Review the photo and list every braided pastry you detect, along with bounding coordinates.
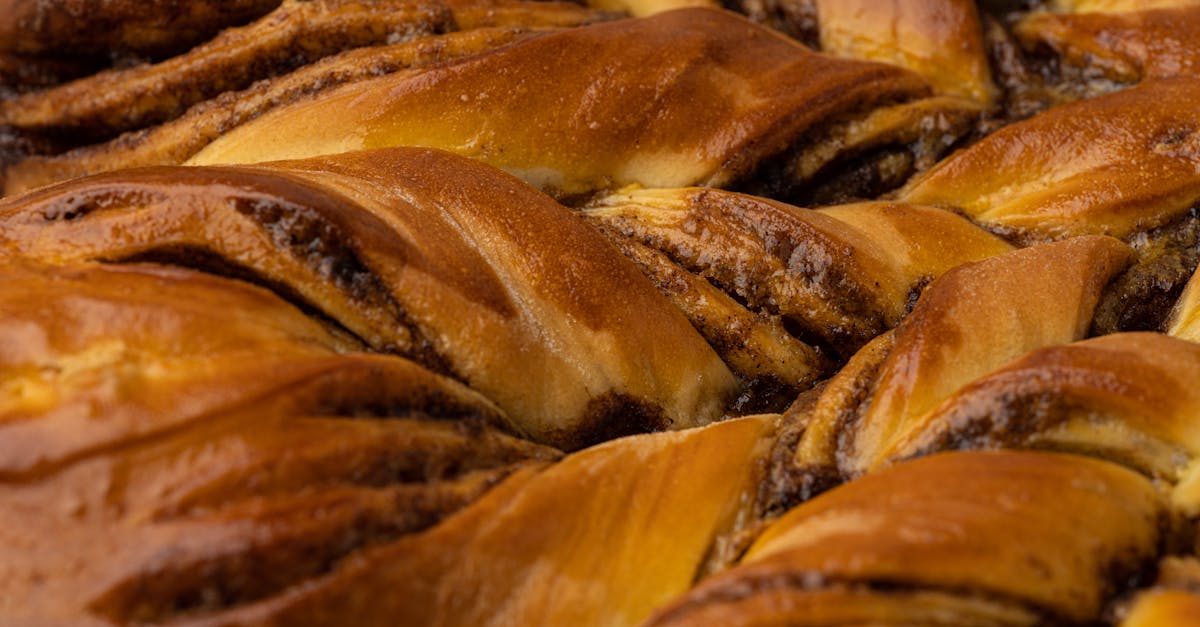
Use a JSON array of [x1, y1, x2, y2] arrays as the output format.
[[7, 3, 1200, 627]]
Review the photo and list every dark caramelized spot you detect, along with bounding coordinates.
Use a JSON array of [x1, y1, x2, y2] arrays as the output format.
[[565, 392, 672, 452], [755, 384, 841, 516], [736, 93, 974, 207], [904, 389, 1076, 459], [5, 0, 456, 147], [790, 148, 916, 207], [723, 0, 819, 49], [981, 14, 1055, 123], [1092, 209, 1200, 335], [86, 412, 560, 623], [728, 375, 800, 415], [227, 195, 395, 306], [17, 167, 458, 376], [35, 187, 164, 223], [90, 473, 511, 624]]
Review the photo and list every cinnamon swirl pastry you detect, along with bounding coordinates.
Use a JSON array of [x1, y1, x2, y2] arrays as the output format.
[[0, 147, 737, 450], [6, 3, 1200, 627], [0, 0, 281, 56]]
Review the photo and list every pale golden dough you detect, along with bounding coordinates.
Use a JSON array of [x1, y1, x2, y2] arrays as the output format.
[[899, 78, 1200, 242], [0, 0, 609, 147], [1015, 7, 1200, 83], [186, 416, 773, 627], [1122, 590, 1200, 627], [0, 0, 281, 55], [0, 148, 736, 450], [648, 451, 1165, 626], [1120, 558, 1200, 627], [186, 8, 931, 196], [880, 333, 1200, 481], [815, 0, 996, 103], [814, 201, 1017, 313], [795, 236, 1130, 476], [585, 190, 1012, 405], [0, 262, 563, 626], [1047, 0, 1200, 10], [586, 0, 715, 17], [2, 26, 546, 196], [1, 0, 456, 139], [1169, 268, 1200, 341]]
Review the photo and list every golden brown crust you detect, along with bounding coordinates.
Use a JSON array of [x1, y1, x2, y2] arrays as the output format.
[[2, 26, 545, 196], [1047, 0, 1200, 12], [0, 253, 564, 627], [881, 332, 1200, 480], [586, 0, 716, 16], [584, 190, 1012, 408], [649, 451, 1166, 626], [1168, 264, 1200, 340], [7, 6, 1200, 625], [0, 0, 281, 56], [1122, 590, 1200, 627], [816, 0, 997, 103], [0, 261, 518, 480], [0, 0, 457, 142], [795, 236, 1131, 477], [1121, 557, 1200, 626], [0, 262, 558, 625], [185, 416, 773, 627], [1015, 7, 1200, 83], [186, 8, 932, 197], [0, 147, 737, 450], [899, 78, 1200, 242]]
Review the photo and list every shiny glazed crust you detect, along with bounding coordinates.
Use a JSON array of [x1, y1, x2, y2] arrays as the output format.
[[7, 2, 1200, 627]]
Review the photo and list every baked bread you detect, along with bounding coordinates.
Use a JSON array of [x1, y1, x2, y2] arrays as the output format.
[[6, 2, 1200, 626]]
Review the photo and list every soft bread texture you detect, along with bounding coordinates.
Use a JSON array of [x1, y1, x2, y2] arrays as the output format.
[[1015, 7, 1200, 83], [0, 263, 562, 626], [0, 148, 737, 450], [649, 451, 1166, 626], [2, 26, 549, 195], [815, 0, 996, 103], [795, 236, 1131, 477], [584, 189, 1012, 409], [198, 416, 772, 627], [1169, 266, 1200, 341], [1123, 590, 1200, 627], [6, 5, 1200, 626], [1120, 557, 1200, 627], [185, 8, 933, 196], [899, 77, 1200, 242], [0, 0, 612, 142], [880, 333, 1200, 481], [0, 0, 281, 56], [2, 8, 981, 203], [1046, 0, 1200, 11], [0, 0, 615, 196]]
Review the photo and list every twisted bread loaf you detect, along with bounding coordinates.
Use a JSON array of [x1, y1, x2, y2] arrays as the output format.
[[6, 3, 1200, 627]]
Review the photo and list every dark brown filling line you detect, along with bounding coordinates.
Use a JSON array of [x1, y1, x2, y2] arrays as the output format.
[[1092, 208, 1200, 336], [656, 536, 1162, 627], [28, 182, 459, 379], [592, 207, 882, 362], [88, 467, 519, 623]]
